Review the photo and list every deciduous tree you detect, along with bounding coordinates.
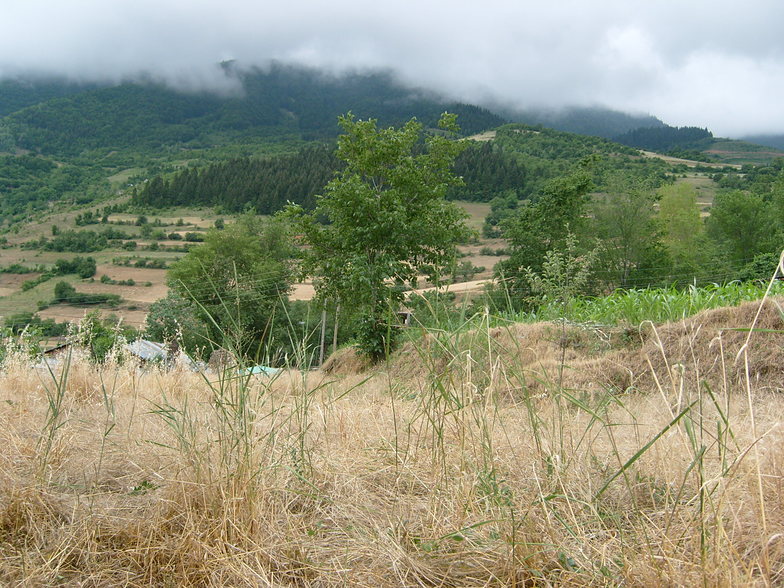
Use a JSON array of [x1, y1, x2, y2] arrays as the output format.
[[286, 112, 470, 360], [167, 214, 292, 357], [496, 166, 594, 304]]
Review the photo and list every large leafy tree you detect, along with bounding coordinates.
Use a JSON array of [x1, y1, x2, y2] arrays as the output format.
[[589, 173, 665, 289], [287, 112, 471, 360], [706, 190, 774, 268], [656, 182, 713, 283], [496, 166, 594, 305], [144, 291, 210, 358], [167, 215, 293, 358]]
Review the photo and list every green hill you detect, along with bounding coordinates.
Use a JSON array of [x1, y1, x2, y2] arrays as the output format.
[[0, 65, 508, 224], [505, 105, 665, 138], [131, 121, 669, 215], [1, 64, 507, 159], [1, 63, 781, 230]]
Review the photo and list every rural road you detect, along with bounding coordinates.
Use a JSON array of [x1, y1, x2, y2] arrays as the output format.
[[290, 278, 490, 301]]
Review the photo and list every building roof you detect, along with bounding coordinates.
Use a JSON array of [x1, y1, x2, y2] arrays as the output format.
[[125, 339, 167, 361]]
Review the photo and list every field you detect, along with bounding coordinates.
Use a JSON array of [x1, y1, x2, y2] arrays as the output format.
[[1, 296, 783, 585], [677, 173, 718, 216], [0, 204, 226, 329], [640, 150, 739, 169], [0, 202, 504, 329], [706, 140, 784, 165]]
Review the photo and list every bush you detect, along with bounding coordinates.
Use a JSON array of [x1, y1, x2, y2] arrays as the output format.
[[4, 312, 69, 336], [738, 252, 781, 283], [54, 256, 96, 278], [54, 281, 76, 302], [52, 280, 121, 307]]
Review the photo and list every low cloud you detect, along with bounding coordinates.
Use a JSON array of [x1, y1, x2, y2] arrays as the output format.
[[2, 0, 783, 136]]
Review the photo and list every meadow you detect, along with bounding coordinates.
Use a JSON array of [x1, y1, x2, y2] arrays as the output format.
[[1, 288, 783, 586]]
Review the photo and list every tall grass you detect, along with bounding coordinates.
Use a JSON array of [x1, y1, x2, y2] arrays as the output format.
[[515, 280, 784, 326], [0, 281, 783, 584]]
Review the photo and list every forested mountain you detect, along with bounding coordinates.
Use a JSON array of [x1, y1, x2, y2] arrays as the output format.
[[132, 145, 338, 213], [0, 77, 100, 117], [0, 65, 512, 223], [132, 122, 670, 214], [1, 63, 781, 229], [0, 64, 507, 158], [132, 137, 536, 211], [613, 125, 713, 152], [499, 105, 665, 139], [449, 142, 528, 201], [490, 123, 664, 195]]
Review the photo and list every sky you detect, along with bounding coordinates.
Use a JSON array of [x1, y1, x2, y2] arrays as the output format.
[[2, 0, 783, 137]]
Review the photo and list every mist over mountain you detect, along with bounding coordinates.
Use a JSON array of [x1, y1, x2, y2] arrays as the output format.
[[738, 134, 784, 151], [0, 77, 101, 117], [0, 63, 680, 160], [2, 1, 784, 137], [498, 105, 665, 139]]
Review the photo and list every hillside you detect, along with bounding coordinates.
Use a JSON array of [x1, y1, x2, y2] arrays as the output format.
[[504, 104, 665, 138], [2, 64, 781, 230], [0, 65, 507, 159], [739, 133, 784, 151], [130, 122, 666, 213], [2, 64, 784, 340], [0, 297, 782, 584], [0, 65, 509, 225]]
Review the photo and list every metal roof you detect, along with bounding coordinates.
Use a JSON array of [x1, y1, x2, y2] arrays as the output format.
[[125, 339, 167, 361]]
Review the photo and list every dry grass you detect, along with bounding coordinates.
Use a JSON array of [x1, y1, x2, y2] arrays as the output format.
[[1, 301, 784, 585]]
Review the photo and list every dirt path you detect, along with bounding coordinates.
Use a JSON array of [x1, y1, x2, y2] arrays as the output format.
[[639, 150, 741, 169], [291, 278, 491, 302]]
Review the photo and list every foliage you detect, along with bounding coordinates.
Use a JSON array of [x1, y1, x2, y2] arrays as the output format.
[[144, 291, 210, 358], [496, 166, 595, 305], [516, 280, 784, 326], [492, 124, 644, 188], [73, 310, 137, 362], [706, 190, 775, 267], [482, 191, 520, 237], [524, 233, 598, 310], [167, 214, 293, 358], [447, 141, 527, 202], [614, 125, 713, 152], [405, 291, 465, 332], [287, 112, 471, 360], [589, 173, 665, 289], [54, 256, 97, 278], [52, 281, 121, 307], [0, 153, 99, 222], [4, 312, 69, 337], [656, 182, 713, 283], [738, 252, 783, 282], [22, 228, 133, 253], [132, 145, 339, 213]]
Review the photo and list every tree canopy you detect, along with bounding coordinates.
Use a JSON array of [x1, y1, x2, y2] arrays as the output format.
[[167, 215, 293, 358], [287, 112, 471, 360]]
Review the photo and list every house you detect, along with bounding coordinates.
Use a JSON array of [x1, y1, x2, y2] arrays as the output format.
[[125, 339, 202, 371]]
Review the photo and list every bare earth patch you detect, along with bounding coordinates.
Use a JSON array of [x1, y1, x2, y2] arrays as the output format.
[[38, 305, 149, 328]]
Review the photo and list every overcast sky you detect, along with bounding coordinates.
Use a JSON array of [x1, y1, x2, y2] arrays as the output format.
[[2, 0, 783, 137]]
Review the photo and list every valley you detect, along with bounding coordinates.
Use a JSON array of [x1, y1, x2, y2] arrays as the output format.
[[2, 61, 784, 588]]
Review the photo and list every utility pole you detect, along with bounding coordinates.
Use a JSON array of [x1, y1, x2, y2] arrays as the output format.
[[318, 303, 328, 366], [332, 304, 340, 354]]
